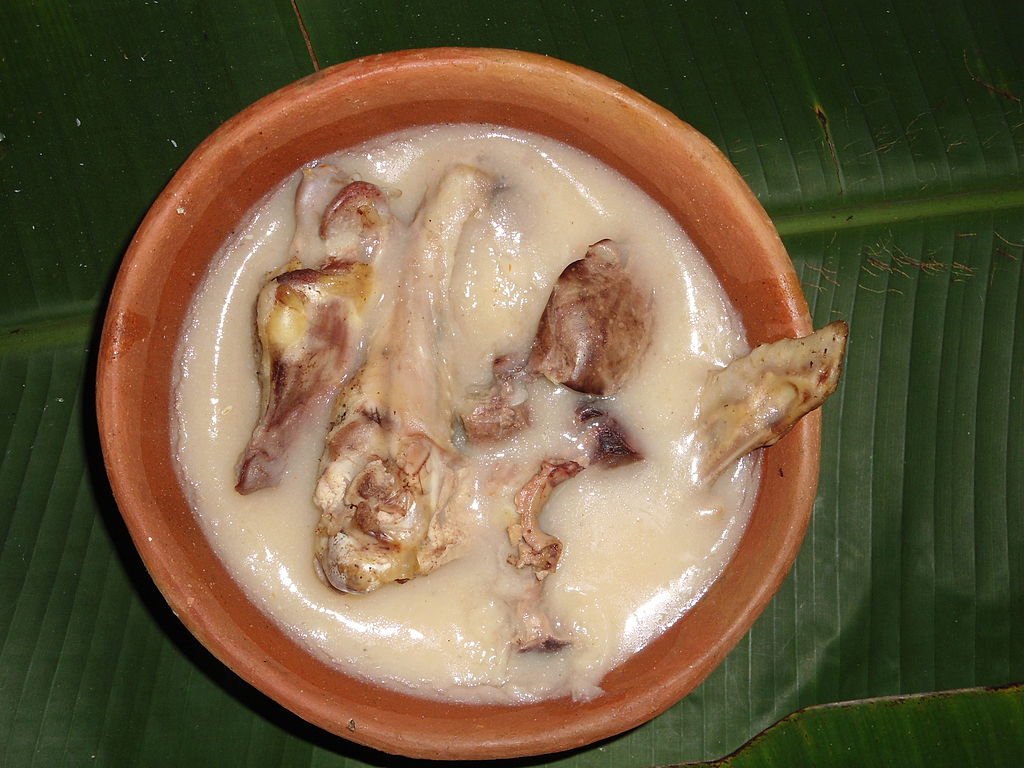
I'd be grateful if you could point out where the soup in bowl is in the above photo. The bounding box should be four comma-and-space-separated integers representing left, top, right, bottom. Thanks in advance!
97, 48, 830, 760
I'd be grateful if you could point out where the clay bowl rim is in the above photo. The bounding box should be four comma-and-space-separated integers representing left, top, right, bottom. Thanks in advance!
96, 47, 818, 761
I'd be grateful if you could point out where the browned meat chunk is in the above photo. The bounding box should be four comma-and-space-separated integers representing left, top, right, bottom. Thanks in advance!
574, 401, 643, 468
528, 239, 653, 396
698, 321, 849, 483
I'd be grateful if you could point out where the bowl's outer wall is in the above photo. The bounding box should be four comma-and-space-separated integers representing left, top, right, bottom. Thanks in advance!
96, 48, 818, 760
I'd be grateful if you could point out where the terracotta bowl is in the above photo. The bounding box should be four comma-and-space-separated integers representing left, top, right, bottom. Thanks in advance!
97, 48, 817, 760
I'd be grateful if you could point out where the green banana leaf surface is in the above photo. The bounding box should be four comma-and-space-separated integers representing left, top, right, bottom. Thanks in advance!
1, 0, 1021, 765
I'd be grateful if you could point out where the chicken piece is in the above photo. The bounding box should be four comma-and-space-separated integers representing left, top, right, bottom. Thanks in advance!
319, 179, 391, 264
235, 180, 391, 494
697, 321, 849, 484
528, 239, 653, 396
508, 459, 583, 577
507, 459, 581, 652
574, 401, 643, 468
313, 165, 495, 593
283, 165, 386, 267
458, 354, 531, 443
513, 579, 571, 652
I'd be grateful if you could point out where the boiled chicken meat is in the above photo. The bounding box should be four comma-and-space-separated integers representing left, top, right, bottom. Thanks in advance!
313, 165, 495, 593
513, 579, 572, 653
458, 354, 532, 443
697, 321, 849, 483
235, 177, 392, 493
508, 458, 583, 578
506, 459, 581, 651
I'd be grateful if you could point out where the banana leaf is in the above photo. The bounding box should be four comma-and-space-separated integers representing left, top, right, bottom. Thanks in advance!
1, 0, 1021, 765
676, 684, 1024, 767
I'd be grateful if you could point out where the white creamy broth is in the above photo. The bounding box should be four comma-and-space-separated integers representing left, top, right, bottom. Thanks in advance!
174, 124, 759, 703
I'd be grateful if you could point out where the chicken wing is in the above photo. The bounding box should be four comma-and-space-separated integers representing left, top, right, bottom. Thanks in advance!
697, 321, 849, 484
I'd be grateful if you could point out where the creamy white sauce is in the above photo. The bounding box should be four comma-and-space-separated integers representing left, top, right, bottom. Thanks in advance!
173, 124, 759, 703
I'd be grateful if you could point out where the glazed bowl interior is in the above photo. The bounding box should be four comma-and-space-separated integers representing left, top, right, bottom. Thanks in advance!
97, 48, 817, 761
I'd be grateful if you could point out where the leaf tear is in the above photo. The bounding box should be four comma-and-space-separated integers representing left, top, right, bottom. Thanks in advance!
962, 50, 1021, 102
813, 105, 844, 195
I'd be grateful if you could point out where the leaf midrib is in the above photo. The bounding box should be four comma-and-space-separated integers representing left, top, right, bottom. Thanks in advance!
3, 185, 1022, 352
772, 185, 1024, 237
0, 308, 97, 354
